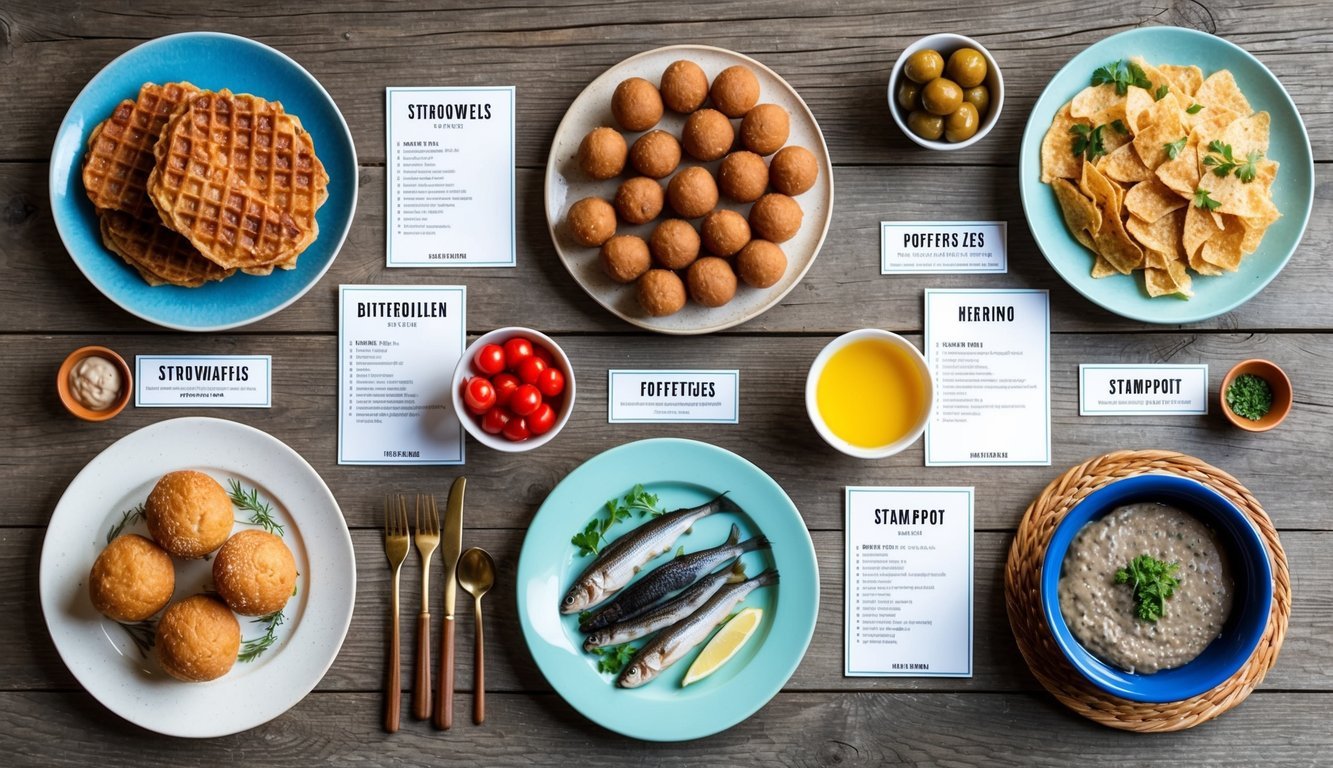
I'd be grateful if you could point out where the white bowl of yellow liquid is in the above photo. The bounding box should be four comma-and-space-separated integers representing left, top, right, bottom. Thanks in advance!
805, 329, 934, 459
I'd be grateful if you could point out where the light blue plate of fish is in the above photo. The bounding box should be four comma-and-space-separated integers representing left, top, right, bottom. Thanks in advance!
517, 438, 819, 741
49, 32, 357, 331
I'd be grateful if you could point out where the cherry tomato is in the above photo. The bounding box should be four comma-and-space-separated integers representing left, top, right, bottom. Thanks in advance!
503, 337, 535, 370
492, 373, 521, 406
502, 415, 531, 441
532, 344, 555, 366
528, 403, 557, 435
463, 376, 497, 412
518, 356, 547, 384
536, 367, 565, 398
481, 406, 511, 435
473, 343, 505, 375
510, 383, 542, 417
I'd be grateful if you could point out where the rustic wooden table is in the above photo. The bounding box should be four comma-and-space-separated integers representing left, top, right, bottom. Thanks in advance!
2, 1, 1330, 764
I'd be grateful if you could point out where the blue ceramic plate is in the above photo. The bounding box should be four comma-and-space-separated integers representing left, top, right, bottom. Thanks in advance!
50, 32, 358, 331
516, 438, 819, 741
1019, 26, 1313, 324
1040, 474, 1273, 703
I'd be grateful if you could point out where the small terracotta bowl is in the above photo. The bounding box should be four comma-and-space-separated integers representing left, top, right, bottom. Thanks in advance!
1219, 359, 1291, 432
57, 346, 132, 422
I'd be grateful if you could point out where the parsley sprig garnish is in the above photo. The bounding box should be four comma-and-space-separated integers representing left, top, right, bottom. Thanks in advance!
238, 610, 286, 662
1070, 124, 1107, 160
1091, 59, 1153, 95
1154, 83, 1170, 101
1164, 136, 1188, 160
106, 503, 147, 544
1186, 103, 1204, 115
116, 620, 156, 659
591, 644, 638, 674
570, 484, 665, 557
228, 479, 285, 536
1115, 554, 1181, 622
1193, 188, 1221, 211
1203, 141, 1263, 183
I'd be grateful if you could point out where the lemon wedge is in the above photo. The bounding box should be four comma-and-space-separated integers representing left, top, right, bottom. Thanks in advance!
682, 607, 762, 686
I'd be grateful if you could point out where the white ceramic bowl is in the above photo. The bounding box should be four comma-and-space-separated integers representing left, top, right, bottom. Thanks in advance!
451, 327, 576, 453
805, 329, 933, 459
887, 33, 1004, 151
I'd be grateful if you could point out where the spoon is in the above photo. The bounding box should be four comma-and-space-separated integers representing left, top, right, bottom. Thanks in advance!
457, 547, 496, 724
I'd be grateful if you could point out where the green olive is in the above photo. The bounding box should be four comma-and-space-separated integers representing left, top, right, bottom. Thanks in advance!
896, 81, 922, 112
946, 48, 988, 89
921, 77, 963, 116
962, 85, 990, 118
907, 110, 944, 141
944, 102, 980, 142
903, 49, 944, 84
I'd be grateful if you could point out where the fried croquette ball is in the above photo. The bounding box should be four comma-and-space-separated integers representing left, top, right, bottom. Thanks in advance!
89, 534, 174, 622
612, 77, 664, 132
686, 256, 738, 307
748, 193, 803, 243
682, 109, 735, 162
636, 269, 687, 317
213, 530, 298, 617
660, 60, 709, 113
768, 145, 819, 196
567, 197, 617, 247
630, 130, 681, 179
614, 177, 665, 225
155, 595, 241, 682
710, 65, 760, 118
577, 126, 627, 180
701, 209, 751, 257
739, 103, 790, 156
736, 239, 788, 288
717, 151, 769, 203
145, 470, 233, 559
649, 219, 701, 269
667, 166, 719, 219
599, 235, 652, 284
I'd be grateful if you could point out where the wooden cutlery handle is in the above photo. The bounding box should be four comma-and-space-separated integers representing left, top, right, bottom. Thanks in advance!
474, 604, 485, 724
435, 616, 455, 729
384, 614, 401, 733
413, 612, 431, 720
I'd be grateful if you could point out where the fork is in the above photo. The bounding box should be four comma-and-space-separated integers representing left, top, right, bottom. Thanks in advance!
412, 494, 441, 720
383, 495, 411, 733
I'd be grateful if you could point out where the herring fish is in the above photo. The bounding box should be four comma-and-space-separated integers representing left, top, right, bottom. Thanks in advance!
582, 559, 746, 651
560, 493, 741, 614
579, 523, 769, 632
616, 569, 779, 689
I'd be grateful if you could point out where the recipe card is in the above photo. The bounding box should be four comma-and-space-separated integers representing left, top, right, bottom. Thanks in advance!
924, 289, 1050, 466
385, 86, 516, 267
607, 369, 739, 423
134, 355, 271, 408
338, 285, 466, 465
1079, 364, 1209, 415
881, 221, 1007, 274
845, 486, 973, 677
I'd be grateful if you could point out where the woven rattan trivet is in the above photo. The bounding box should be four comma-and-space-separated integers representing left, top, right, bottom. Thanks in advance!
1004, 450, 1291, 732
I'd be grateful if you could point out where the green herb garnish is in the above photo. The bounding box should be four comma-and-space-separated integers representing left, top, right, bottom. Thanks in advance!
1186, 103, 1205, 114
1164, 136, 1188, 160
1154, 83, 1170, 101
1115, 554, 1181, 622
106, 503, 147, 544
1226, 373, 1274, 421
591, 643, 637, 675
228, 479, 285, 536
116, 620, 156, 659
1236, 150, 1263, 183
623, 483, 665, 518
1110, 118, 1128, 134
1203, 140, 1239, 177
1070, 123, 1107, 161
1091, 59, 1153, 96
571, 486, 657, 557
238, 610, 286, 662
1192, 187, 1221, 211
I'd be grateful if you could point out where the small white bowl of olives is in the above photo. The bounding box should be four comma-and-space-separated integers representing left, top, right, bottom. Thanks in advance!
888, 33, 1003, 150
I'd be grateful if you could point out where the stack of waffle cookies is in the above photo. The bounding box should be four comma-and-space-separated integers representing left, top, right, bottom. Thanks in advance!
81, 82, 329, 287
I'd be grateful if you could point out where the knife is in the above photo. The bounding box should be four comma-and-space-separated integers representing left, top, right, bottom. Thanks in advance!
435, 476, 465, 729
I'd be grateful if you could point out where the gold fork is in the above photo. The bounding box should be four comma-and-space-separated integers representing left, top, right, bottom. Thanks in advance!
412, 494, 441, 720
383, 495, 411, 733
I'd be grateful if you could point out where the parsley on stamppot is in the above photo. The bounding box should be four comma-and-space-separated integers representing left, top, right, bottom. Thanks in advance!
1193, 188, 1221, 211
1091, 59, 1152, 95
1115, 554, 1181, 623
1164, 136, 1188, 160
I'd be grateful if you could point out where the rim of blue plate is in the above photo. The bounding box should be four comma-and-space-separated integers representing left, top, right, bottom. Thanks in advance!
515, 438, 820, 741
1039, 474, 1273, 703
49, 31, 358, 332
1019, 26, 1314, 325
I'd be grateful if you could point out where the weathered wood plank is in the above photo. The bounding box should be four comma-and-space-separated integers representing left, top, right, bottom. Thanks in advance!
3, 165, 1331, 335
1, 1, 1329, 166
2, 332, 1330, 530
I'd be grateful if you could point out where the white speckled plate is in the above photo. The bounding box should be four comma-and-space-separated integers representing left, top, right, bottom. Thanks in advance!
545, 45, 834, 335
38, 417, 355, 738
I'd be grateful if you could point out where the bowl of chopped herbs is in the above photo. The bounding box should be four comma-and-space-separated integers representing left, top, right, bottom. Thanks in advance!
1221, 359, 1292, 432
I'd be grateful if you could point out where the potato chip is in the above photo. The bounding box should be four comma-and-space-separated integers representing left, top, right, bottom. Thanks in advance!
1071, 83, 1125, 124
1103, 142, 1153, 183
1125, 178, 1187, 223
1155, 134, 1201, 197
1092, 255, 1119, 278
1159, 64, 1204, 99
1127, 209, 1186, 258
1081, 163, 1143, 274
1200, 215, 1247, 272
1142, 249, 1170, 270
1041, 104, 1085, 183
1184, 202, 1222, 267
1125, 86, 1156, 134
1241, 197, 1281, 254
1189, 107, 1242, 148
1195, 70, 1252, 117
1132, 94, 1186, 170
1200, 113, 1273, 216
1051, 177, 1101, 252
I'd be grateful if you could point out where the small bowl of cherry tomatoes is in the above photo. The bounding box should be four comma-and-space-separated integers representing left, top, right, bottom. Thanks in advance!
451, 327, 576, 452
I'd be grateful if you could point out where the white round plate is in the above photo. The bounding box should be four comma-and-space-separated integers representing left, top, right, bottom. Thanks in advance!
39, 417, 355, 737
545, 44, 834, 335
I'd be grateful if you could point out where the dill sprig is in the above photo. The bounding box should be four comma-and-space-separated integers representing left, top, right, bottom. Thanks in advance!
228, 479, 285, 536
238, 610, 286, 662
106, 504, 147, 544
116, 620, 156, 659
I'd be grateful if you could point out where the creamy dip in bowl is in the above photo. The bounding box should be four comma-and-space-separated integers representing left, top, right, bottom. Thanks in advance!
1039, 474, 1273, 703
